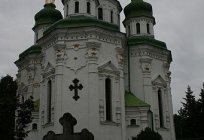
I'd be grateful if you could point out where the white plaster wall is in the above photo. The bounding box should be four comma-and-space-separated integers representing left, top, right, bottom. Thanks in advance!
124, 18, 154, 37
128, 45, 175, 140
63, 0, 121, 26
35, 27, 126, 140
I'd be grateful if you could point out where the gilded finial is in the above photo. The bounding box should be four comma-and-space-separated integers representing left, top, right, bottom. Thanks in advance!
45, 0, 55, 4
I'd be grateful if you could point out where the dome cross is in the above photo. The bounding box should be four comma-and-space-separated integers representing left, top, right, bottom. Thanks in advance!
45, 0, 55, 4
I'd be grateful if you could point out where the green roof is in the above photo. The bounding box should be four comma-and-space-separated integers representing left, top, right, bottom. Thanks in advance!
34, 99, 40, 112
44, 15, 120, 35
33, 3, 63, 29
127, 36, 167, 49
19, 44, 42, 59
124, 0, 155, 24
125, 91, 150, 107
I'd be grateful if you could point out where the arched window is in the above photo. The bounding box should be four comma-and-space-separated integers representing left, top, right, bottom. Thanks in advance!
98, 8, 103, 20
136, 23, 140, 34
87, 2, 91, 14
47, 80, 52, 123
66, 4, 69, 17
128, 25, 131, 36
147, 23, 150, 34
110, 11, 113, 23
158, 89, 164, 127
32, 123, 37, 130
75, 1, 79, 13
105, 78, 112, 121
130, 119, 136, 125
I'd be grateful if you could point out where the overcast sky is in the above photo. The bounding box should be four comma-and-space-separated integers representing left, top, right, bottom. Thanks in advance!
1, 0, 204, 113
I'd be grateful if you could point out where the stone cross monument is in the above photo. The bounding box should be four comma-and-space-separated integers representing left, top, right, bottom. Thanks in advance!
43, 113, 94, 140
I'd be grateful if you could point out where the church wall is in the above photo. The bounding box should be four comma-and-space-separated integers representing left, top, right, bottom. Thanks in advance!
36, 27, 126, 140
128, 45, 174, 140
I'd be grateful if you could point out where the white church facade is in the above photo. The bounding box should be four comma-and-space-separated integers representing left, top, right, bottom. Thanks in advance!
15, 0, 175, 140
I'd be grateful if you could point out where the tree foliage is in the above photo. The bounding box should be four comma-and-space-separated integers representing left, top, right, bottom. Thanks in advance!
0, 75, 34, 140
0, 75, 17, 140
175, 84, 204, 139
132, 127, 162, 140
15, 96, 34, 140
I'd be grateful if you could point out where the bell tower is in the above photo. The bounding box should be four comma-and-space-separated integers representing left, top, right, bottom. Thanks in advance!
123, 0, 175, 140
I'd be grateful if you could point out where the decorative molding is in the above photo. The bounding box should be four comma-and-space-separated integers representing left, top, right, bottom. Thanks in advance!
115, 47, 124, 68
151, 75, 167, 88
86, 42, 101, 60
139, 58, 152, 73
130, 47, 169, 62
116, 101, 121, 124
64, 44, 88, 73
55, 45, 66, 61
42, 62, 55, 78
98, 61, 120, 76
17, 82, 28, 94
99, 99, 105, 122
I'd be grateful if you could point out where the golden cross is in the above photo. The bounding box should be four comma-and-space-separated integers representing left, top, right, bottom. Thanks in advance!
45, 0, 55, 4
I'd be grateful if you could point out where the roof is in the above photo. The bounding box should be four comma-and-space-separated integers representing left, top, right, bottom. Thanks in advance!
125, 91, 150, 107
44, 15, 120, 35
124, 0, 155, 24
19, 44, 42, 59
33, 3, 63, 29
127, 36, 167, 49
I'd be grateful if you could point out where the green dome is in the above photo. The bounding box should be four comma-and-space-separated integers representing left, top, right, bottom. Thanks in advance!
33, 3, 63, 29
124, 0, 154, 20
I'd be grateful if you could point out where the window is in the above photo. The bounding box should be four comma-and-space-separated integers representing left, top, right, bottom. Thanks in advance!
128, 25, 131, 36
158, 89, 164, 127
75, 1, 79, 13
98, 8, 103, 20
105, 78, 112, 121
147, 23, 150, 34
130, 119, 136, 125
66, 4, 69, 17
136, 23, 140, 34
110, 11, 113, 23
87, 2, 91, 14
47, 80, 52, 123
35, 32, 38, 40
32, 123, 37, 130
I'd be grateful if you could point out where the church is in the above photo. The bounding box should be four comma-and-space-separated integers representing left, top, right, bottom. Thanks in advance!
15, 0, 175, 140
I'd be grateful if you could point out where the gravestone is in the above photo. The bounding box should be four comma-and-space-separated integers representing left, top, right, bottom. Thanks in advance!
43, 113, 94, 140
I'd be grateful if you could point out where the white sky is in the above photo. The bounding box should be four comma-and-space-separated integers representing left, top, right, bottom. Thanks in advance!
1, 0, 204, 113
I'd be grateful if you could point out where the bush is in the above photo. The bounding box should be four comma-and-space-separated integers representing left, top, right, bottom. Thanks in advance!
132, 127, 162, 140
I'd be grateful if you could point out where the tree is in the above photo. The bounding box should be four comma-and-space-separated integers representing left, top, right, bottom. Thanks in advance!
178, 86, 199, 138
197, 83, 204, 137
132, 127, 162, 140
179, 86, 197, 119
174, 114, 183, 139
15, 96, 34, 140
0, 75, 17, 140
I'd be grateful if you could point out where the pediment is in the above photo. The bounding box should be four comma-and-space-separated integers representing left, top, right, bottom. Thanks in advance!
44, 62, 55, 73
98, 61, 120, 75
151, 75, 167, 87
42, 62, 55, 78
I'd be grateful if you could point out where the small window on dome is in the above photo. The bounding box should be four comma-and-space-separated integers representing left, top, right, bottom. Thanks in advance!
98, 8, 103, 20
136, 23, 140, 34
87, 2, 91, 14
147, 23, 150, 34
75, 1, 79, 13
